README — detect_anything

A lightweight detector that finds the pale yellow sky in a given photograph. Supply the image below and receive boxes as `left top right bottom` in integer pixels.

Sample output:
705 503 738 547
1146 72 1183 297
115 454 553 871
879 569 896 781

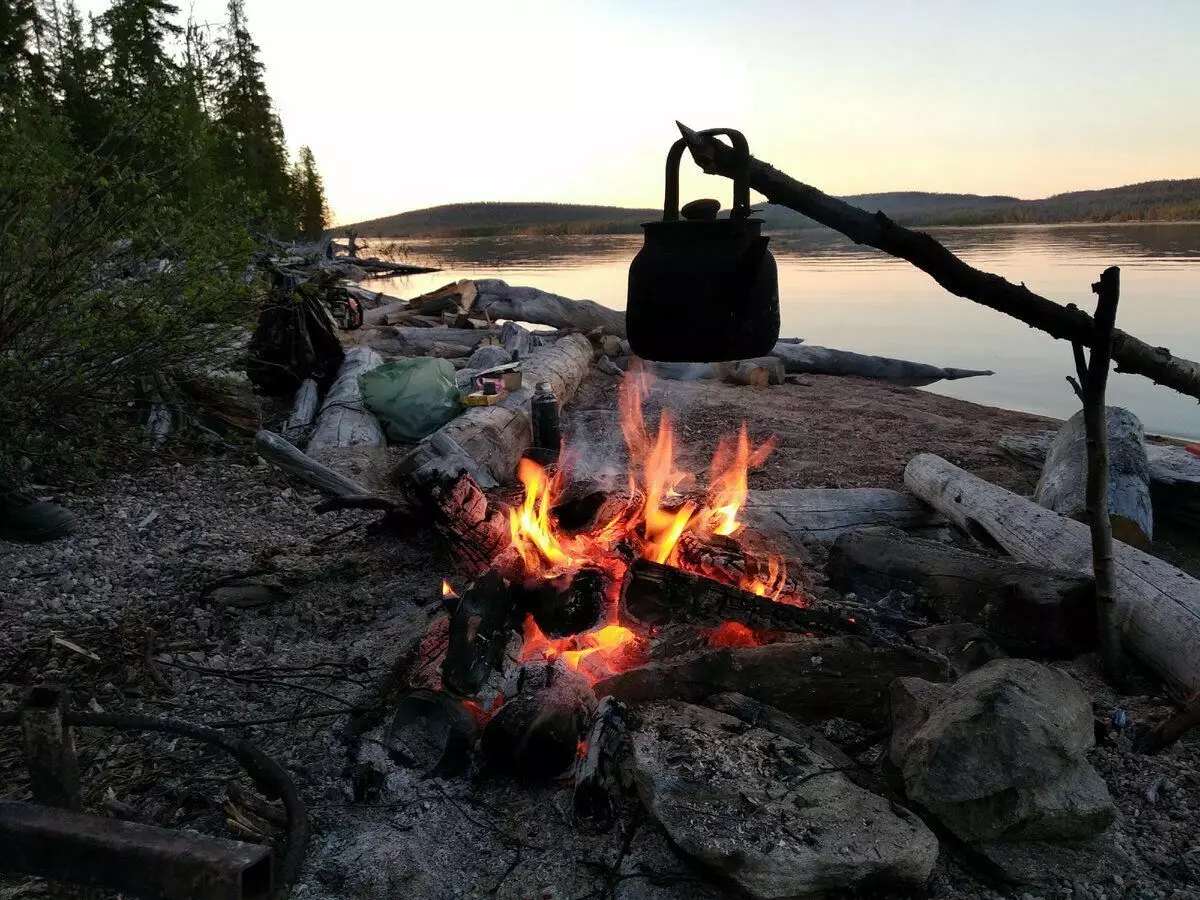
87 0 1200 223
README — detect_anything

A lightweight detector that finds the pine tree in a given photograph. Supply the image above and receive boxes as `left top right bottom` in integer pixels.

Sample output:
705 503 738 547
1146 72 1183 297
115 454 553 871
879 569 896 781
292 145 329 239
214 0 291 231
98 0 180 99
56 1 108 148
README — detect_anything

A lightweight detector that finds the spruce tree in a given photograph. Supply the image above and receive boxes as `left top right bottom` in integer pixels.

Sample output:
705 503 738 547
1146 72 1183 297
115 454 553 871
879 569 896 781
56 1 108 148
292 145 329 239
0 0 46 107
98 0 180 99
214 0 291 232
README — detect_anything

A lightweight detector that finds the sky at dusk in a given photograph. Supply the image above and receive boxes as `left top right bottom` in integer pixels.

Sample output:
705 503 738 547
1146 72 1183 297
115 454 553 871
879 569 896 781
82 0 1200 224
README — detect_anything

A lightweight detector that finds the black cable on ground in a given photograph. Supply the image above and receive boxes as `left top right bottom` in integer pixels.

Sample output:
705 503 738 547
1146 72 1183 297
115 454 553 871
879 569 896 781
0 708 308 900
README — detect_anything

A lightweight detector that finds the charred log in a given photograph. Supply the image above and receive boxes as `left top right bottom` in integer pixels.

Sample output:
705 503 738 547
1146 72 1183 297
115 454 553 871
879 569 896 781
573 696 628 831
519 565 610 638
384 689 478 777
442 571 520 697
481 661 597 779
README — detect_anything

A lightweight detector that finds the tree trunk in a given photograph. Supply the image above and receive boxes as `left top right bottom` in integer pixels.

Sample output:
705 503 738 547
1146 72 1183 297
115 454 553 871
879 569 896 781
824 528 1095 658
903 452 1200 693
742 488 946 544
769 343 993 387
1001 432 1200 529
307 346 386 486
1035 407 1152 547
472 279 627 337
397 334 593 488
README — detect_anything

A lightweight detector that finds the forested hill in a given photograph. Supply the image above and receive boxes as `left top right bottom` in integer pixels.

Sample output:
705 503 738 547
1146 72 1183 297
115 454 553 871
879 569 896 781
348 180 1200 236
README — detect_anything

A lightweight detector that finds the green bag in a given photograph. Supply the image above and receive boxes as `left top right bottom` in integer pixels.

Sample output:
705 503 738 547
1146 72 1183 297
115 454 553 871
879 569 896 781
359 357 461 442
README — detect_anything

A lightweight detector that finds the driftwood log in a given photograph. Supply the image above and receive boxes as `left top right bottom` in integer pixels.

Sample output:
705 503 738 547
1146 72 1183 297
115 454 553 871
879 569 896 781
1001 431 1200 529
742 488 946 544
1033 407 1153 547
398 334 593 488
904 453 1200 693
825 528 1095 658
716 358 783 387
283 379 319 442
675 122 1200 401
367 326 499 356
770 343 992 387
473 279 627 337
254 430 370 498
594 637 950 726
307 346 386 485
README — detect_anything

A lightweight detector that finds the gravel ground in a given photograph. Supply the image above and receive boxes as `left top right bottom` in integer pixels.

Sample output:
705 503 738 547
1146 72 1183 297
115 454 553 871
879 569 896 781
2 372 1199 900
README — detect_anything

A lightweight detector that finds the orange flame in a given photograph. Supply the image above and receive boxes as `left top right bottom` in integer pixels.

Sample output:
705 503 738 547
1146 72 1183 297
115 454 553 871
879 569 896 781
521 615 640 681
442 579 457 599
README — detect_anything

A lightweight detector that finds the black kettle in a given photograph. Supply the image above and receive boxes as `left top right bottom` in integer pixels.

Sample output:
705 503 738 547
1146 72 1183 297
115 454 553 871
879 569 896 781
626 128 779 362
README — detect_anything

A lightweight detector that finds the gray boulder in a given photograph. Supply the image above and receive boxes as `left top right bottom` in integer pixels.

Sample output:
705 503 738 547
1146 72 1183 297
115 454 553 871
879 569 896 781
889 658 1114 842
629 701 939 899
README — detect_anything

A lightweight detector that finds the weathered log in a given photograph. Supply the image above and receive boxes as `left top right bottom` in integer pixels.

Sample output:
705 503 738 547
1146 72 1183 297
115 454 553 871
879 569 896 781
1001 431 1200 528
624 559 859 636
769 342 992 387
676 122 1200 401
254 430 370 498
283 378 319 442
398 334 593 488
716 356 785 386
473 279 627 337
307 346 386 485
426 341 477 359
594 637 950 726
366 326 499 356
442 571 520 697
742 488 946 543
1033 407 1153 548
573 696 628 831
903 453 1200 693
500 321 532 357
481 661 597 779
825 528 1095 658
1134 695 1200 755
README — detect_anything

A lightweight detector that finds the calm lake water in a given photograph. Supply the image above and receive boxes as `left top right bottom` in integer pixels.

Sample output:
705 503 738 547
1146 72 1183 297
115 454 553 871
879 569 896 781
363 224 1200 440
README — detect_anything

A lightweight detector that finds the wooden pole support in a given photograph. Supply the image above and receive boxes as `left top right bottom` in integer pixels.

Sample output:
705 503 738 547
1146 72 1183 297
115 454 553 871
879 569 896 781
21 687 82 810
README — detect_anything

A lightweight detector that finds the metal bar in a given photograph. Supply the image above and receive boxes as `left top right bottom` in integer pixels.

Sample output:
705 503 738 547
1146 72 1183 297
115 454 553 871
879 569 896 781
0 800 273 900
21 686 81 809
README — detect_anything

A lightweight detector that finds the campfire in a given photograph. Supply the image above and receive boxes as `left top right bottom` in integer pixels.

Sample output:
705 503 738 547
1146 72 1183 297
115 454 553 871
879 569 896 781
456 363 801 687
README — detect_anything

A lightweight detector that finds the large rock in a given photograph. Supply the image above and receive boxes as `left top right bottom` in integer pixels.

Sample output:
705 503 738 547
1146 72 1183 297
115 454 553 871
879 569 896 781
889 659 1114 843
629 701 939 898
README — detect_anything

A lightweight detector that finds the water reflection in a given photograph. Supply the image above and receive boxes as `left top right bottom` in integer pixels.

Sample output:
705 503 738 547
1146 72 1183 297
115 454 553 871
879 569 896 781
364 224 1200 439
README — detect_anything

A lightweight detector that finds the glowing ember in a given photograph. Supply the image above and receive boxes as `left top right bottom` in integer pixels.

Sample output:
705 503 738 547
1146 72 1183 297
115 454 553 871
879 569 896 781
442 579 457 599
521 615 641 677
706 621 762 649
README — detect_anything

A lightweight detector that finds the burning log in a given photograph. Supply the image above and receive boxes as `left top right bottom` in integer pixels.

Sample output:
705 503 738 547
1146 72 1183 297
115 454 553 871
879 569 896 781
904 453 1200 693
384 689 478 777
1034 408 1153 548
481 661 597 779
742 487 946 544
825 528 1096 659
769 343 993 387
594 637 950 726
519 565 610 638
573 696 628 831
307 347 386 485
472 279 628 337
442 571 520 697
1001 429 1200 529
398 334 593 488
624 559 860 636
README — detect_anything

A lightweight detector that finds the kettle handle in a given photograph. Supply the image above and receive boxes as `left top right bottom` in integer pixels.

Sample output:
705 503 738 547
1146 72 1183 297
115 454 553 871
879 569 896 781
662 128 752 222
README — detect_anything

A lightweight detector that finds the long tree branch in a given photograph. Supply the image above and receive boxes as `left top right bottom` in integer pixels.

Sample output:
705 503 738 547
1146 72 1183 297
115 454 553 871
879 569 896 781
676 122 1200 401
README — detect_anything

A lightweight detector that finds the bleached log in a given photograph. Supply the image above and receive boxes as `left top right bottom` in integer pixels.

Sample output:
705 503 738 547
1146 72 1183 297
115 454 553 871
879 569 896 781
307 347 386 486
1035 408 1153 547
1002 431 1200 528
472 279 627 337
500 321 532 357
254 430 369 498
903 453 1200 693
284 378 319 442
365 326 499 356
770 343 992 387
716 358 784 387
742 488 946 544
398 334 593 488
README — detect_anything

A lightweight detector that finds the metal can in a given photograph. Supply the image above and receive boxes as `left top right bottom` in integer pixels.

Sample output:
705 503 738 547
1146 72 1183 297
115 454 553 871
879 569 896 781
531 381 561 452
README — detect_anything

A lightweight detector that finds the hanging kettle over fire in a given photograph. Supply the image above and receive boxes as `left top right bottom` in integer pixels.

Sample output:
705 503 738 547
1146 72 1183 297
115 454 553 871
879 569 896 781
626 128 779 362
